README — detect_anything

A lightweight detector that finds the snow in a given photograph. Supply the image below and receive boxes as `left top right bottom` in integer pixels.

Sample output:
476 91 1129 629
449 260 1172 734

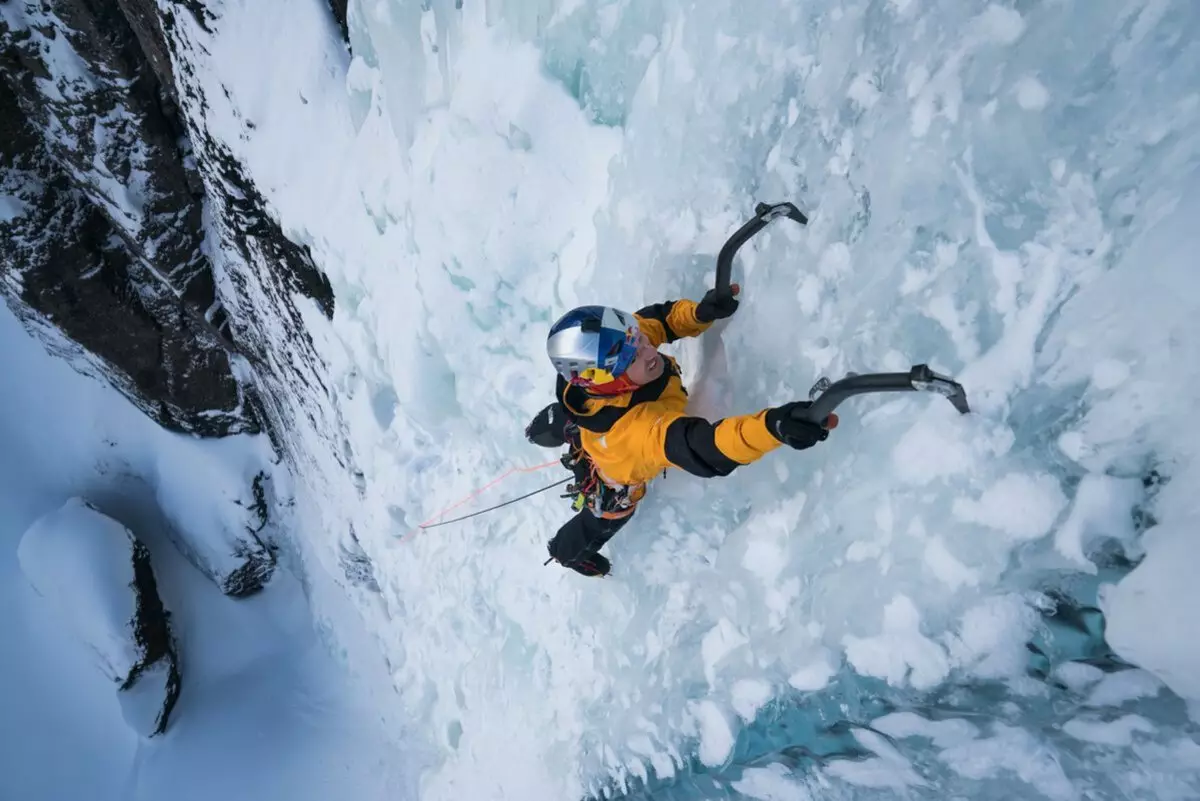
0 304 408 800
8 0 1200 798
17 497 145 685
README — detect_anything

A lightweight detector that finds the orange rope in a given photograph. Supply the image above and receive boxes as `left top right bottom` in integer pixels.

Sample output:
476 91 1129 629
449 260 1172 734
412 458 562 532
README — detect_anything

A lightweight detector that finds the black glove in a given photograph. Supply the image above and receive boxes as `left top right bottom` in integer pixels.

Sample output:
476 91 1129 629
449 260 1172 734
766 401 831 450
695 283 741 323
528 402 578 448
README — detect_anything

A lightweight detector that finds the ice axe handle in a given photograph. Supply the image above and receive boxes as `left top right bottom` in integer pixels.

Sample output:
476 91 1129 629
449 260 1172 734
714 202 808 293
792 364 971 424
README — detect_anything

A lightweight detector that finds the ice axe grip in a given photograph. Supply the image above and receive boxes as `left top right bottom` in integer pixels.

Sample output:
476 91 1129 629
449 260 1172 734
792 364 971 425
715 202 808 293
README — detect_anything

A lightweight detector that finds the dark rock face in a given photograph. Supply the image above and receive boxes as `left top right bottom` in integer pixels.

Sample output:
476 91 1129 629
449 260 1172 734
327 0 349 45
0 0 253 437
127 536 182 736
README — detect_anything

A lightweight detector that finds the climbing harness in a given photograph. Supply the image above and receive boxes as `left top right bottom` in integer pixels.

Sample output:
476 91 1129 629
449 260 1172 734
561 455 645 520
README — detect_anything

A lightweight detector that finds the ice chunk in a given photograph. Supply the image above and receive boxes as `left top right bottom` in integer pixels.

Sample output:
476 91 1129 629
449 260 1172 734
1053 662 1105 693
972 4 1025 45
1103 522 1200 701
1054 474 1142 571
1063 714 1154 747
732 763 812 801
825 729 925 789
946 595 1038 679
843 595 950 690
874 711 979 748
952 472 1067 542
923 537 980 591
787 648 836 692
941 725 1076 800
1084 669 1163 708
1014 75 1050 110
701 618 748 687
691 700 735 767
730 679 772 722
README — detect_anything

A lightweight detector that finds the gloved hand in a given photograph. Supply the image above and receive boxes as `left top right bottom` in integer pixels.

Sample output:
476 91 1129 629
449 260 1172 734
695 283 741 323
766 401 835 450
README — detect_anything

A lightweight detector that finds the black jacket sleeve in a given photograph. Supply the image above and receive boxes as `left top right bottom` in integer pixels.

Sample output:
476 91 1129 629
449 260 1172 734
662 417 743 478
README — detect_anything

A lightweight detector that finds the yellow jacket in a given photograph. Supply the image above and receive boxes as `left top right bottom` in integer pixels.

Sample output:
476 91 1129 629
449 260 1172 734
557 298 782 486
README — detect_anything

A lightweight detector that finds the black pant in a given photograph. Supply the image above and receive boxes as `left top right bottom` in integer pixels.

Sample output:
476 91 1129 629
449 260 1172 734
547 508 634 576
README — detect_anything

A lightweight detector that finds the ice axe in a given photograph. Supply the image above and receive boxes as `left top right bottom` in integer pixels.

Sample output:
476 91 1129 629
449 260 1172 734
797 365 971 426
714 202 971 423
714 201 809 294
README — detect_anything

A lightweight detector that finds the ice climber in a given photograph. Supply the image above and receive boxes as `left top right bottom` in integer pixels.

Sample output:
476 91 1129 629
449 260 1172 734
525 285 835 577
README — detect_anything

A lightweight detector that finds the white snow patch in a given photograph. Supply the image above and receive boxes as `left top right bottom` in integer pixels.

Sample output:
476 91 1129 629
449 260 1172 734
1 194 30 222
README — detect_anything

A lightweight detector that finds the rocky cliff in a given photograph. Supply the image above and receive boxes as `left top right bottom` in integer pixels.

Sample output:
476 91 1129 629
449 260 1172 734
0 0 342 595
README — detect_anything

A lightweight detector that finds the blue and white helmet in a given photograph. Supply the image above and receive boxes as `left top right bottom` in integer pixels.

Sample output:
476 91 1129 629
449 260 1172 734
546 305 641 385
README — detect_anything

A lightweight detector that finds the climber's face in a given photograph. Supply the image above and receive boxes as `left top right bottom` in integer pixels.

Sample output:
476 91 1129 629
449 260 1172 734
622 332 665 385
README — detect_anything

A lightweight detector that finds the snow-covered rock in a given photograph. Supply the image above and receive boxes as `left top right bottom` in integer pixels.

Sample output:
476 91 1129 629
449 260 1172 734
153 452 277 598
17 497 181 736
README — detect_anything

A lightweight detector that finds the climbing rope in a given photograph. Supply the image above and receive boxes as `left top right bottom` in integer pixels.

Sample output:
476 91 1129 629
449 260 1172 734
417 477 570 530
404 459 563 537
